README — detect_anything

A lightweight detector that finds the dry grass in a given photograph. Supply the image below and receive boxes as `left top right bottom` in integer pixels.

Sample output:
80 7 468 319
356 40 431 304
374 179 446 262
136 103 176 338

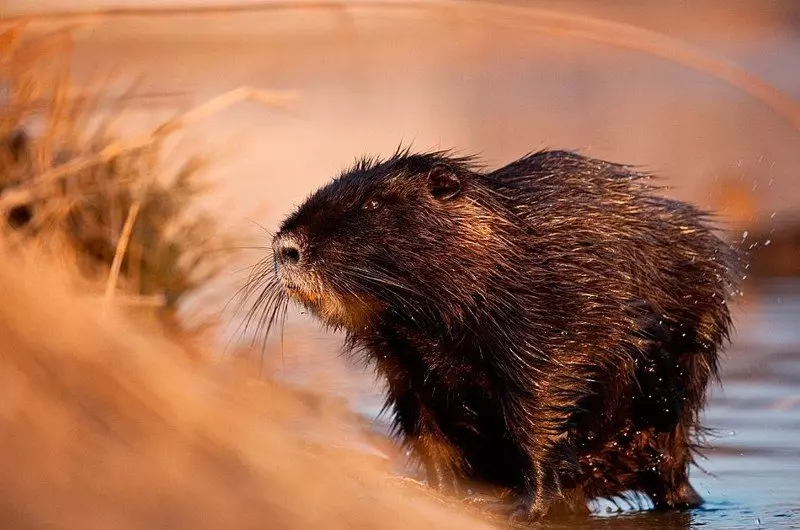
0 25 295 332
0 247 494 530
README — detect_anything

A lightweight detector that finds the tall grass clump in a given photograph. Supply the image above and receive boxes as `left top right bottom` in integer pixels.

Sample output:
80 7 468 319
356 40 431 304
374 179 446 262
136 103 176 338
0 25 257 331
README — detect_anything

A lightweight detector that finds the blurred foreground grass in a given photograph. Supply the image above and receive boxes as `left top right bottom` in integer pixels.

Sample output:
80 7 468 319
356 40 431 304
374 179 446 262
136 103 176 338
0 24 256 332
0 246 495 530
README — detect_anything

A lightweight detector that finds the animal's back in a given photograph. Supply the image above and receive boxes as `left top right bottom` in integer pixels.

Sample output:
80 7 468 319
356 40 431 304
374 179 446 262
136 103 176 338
488 150 736 353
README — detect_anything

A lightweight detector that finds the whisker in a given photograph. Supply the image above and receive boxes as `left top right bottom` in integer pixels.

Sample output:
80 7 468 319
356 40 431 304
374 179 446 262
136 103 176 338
221 257 275 355
280 297 288 372
246 218 276 238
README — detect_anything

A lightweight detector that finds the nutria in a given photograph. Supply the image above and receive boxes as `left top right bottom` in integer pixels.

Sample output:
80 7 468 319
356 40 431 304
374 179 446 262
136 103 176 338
252 148 740 523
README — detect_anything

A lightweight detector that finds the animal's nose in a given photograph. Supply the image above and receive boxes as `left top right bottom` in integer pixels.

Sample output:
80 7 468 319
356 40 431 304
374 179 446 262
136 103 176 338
273 233 302 266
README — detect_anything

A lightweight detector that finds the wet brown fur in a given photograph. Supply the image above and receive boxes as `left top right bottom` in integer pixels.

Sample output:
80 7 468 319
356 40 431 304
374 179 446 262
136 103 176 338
252 148 741 522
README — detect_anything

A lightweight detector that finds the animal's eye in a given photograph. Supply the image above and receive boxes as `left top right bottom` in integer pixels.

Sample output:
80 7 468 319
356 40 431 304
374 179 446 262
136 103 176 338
363 199 381 211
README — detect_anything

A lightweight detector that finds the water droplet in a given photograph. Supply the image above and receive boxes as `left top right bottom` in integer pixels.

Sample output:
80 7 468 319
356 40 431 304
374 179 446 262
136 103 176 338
764 239 771 246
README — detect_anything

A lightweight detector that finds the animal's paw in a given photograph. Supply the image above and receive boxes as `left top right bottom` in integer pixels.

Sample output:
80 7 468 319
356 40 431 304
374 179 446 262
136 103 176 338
508 494 551 525
461 493 515 514
425 459 462 496
507 446 578 525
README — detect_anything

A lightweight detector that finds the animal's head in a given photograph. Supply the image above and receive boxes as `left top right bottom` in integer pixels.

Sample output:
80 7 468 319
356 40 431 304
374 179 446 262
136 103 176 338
260 150 507 335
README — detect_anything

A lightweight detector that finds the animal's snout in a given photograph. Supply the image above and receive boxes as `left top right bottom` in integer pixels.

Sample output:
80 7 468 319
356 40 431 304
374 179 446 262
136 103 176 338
273 232 303 267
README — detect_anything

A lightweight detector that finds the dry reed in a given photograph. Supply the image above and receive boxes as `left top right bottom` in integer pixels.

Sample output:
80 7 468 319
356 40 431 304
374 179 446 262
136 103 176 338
0 25 295 331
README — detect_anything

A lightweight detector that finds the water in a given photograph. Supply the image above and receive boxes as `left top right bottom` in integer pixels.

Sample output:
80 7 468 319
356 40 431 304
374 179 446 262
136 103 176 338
686 280 800 529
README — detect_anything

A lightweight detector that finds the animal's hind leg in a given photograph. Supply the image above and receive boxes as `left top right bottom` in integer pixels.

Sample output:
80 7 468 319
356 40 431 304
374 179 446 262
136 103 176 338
633 314 718 511
639 425 704 510
643 470 703 510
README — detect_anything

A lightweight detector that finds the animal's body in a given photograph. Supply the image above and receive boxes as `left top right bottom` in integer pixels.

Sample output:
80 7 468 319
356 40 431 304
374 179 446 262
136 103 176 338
262 149 740 522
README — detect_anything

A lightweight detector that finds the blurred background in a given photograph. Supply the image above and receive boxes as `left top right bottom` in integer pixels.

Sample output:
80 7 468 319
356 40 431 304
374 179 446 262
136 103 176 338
2 1 799 528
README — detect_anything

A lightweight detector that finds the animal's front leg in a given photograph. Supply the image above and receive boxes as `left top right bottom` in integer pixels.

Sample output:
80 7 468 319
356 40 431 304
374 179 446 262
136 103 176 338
390 387 464 496
418 433 462 494
502 396 583 522
509 444 577 522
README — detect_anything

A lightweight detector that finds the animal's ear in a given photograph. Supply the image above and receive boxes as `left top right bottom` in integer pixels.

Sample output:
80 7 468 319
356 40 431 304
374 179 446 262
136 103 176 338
427 164 461 201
